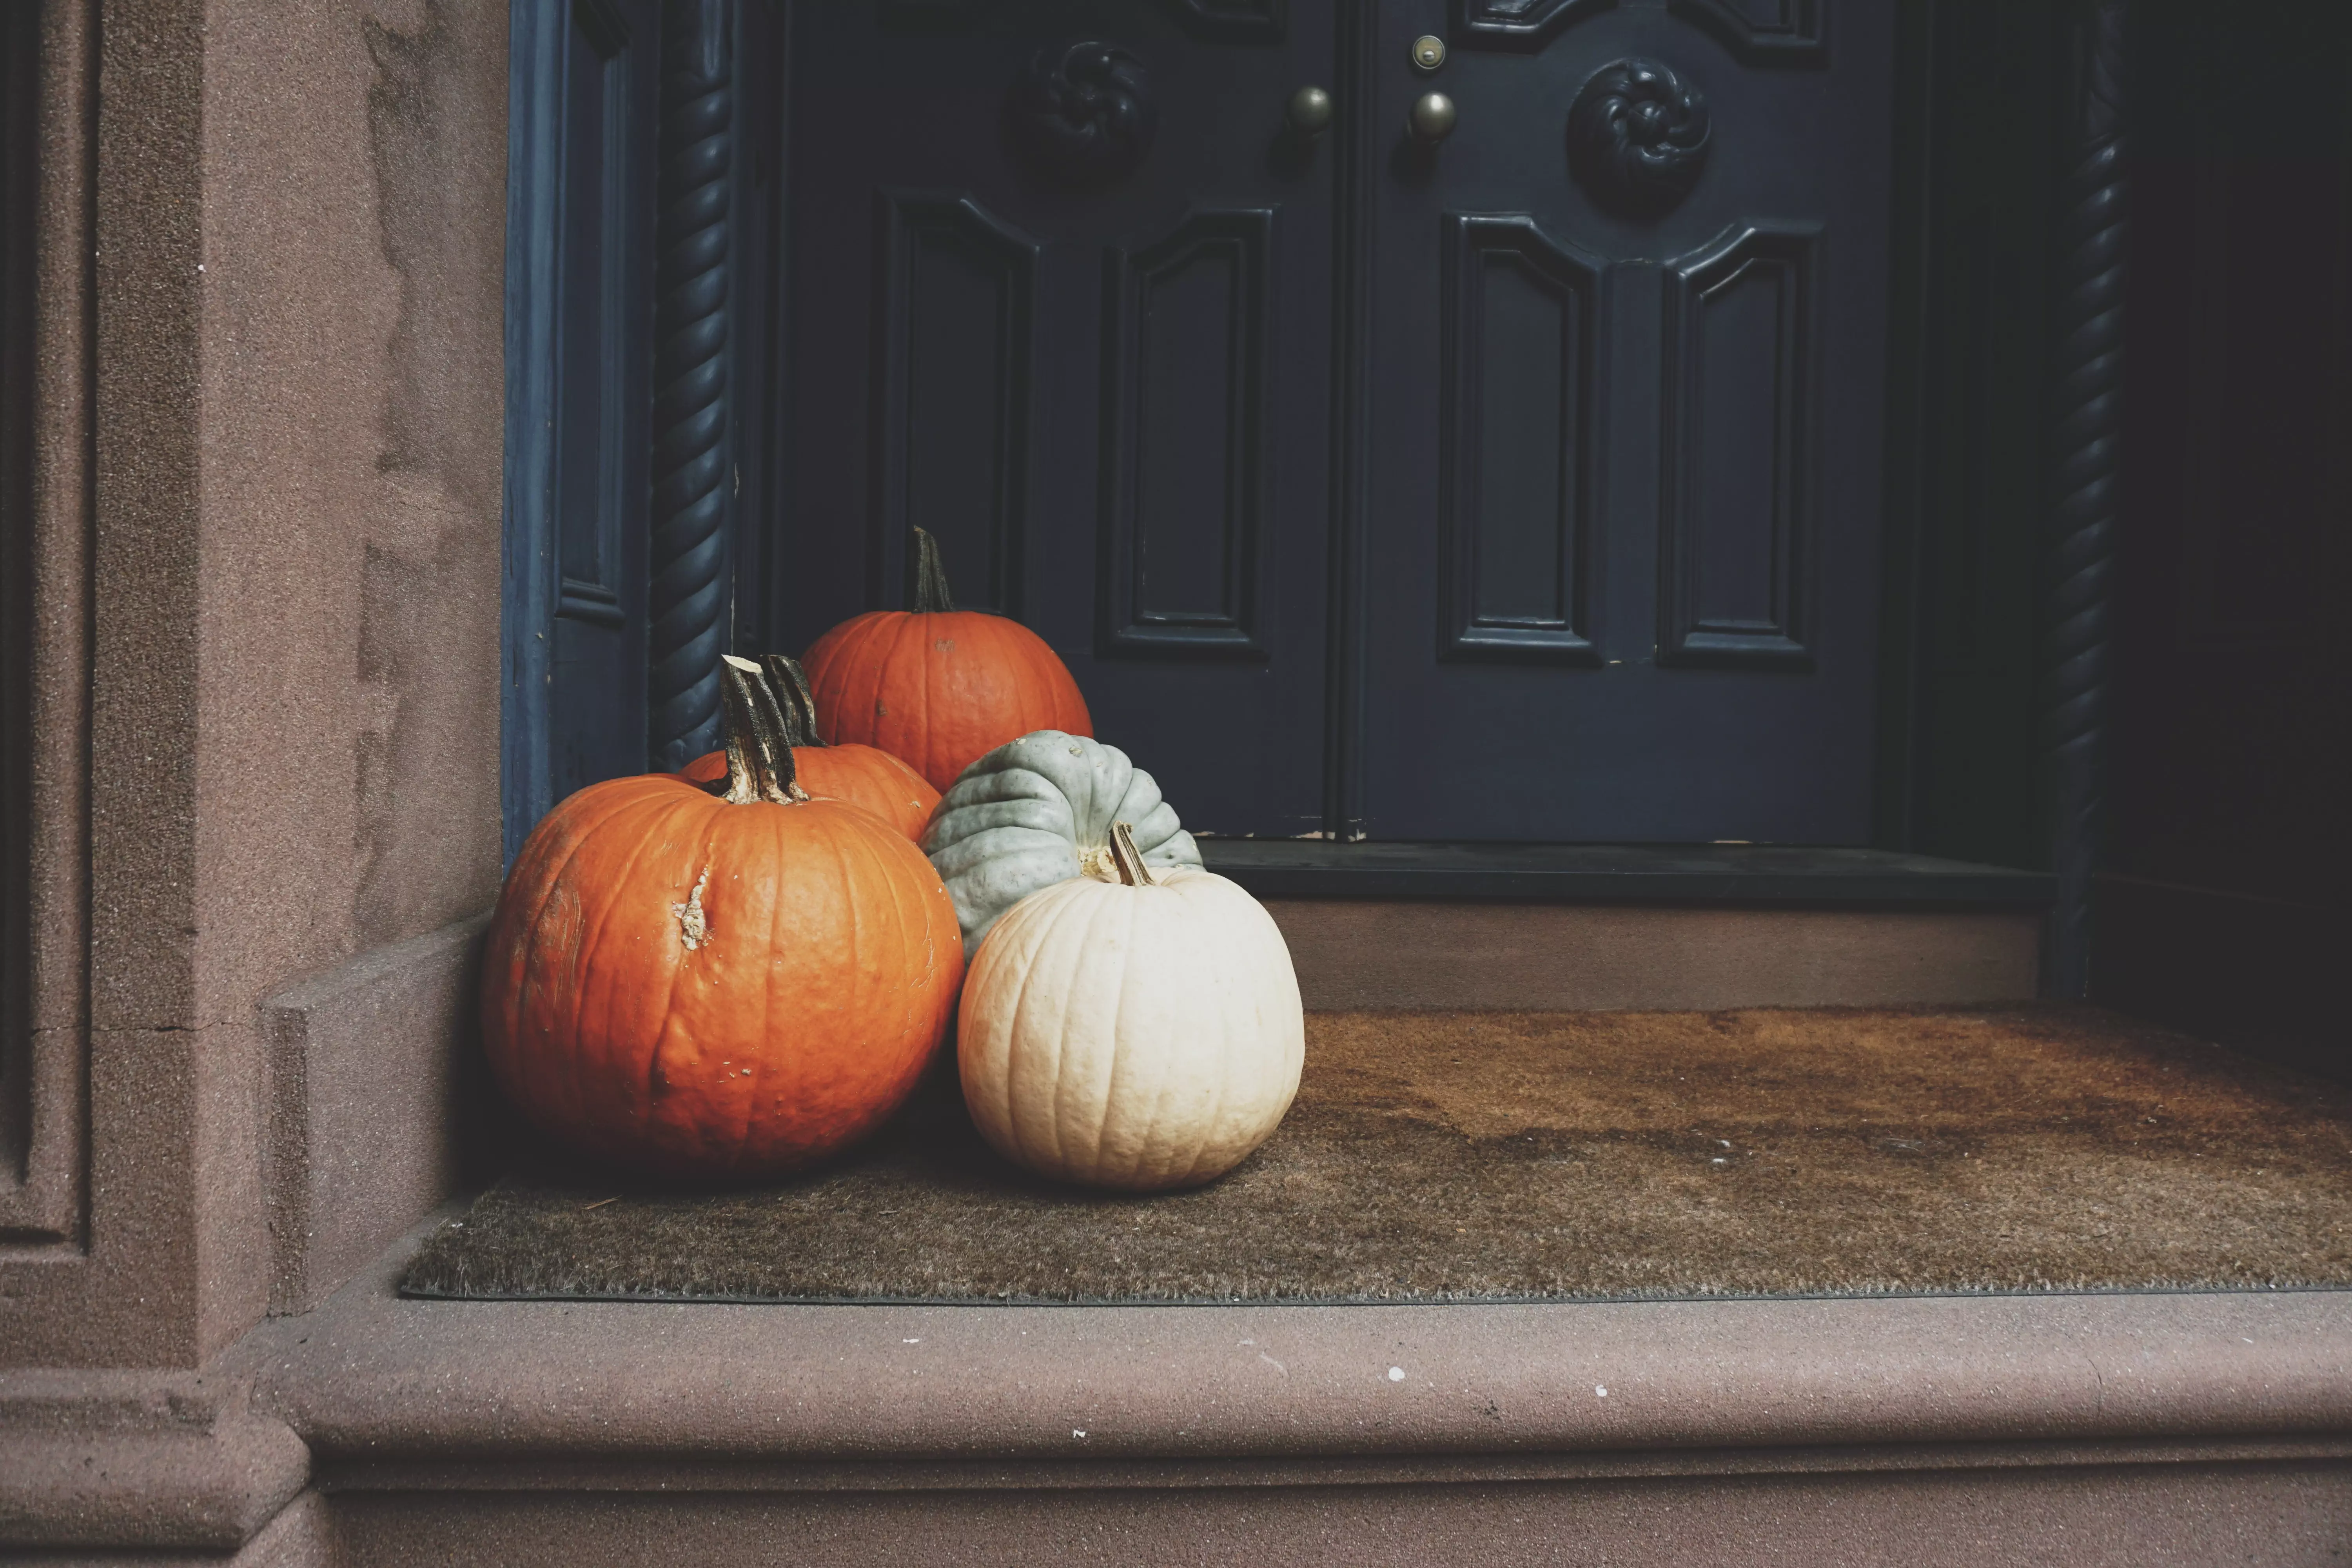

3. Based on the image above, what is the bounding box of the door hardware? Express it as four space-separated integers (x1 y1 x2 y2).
1406 91 1456 144
1287 84 1334 136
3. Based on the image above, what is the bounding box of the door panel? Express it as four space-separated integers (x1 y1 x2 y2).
776 3 1335 836
1438 214 1604 664
1098 208 1273 659
1357 1 1891 842
869 194 1038 615
1659 221 1820 667
546 0 658 808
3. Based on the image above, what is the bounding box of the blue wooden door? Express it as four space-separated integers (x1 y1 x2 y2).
503 0 660 859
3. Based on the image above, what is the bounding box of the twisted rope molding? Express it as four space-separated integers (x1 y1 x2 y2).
2040 0 2128 996
648 0 734 770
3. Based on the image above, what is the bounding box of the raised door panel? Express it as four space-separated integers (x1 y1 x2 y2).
1098 209 1270 659
546 0 656 807
1659 223 1820 666
1439 214 1605 664
871 195 1037 615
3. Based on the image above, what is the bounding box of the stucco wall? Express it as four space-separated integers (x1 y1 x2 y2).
0 0 506 1368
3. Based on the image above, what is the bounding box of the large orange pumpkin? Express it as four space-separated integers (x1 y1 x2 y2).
485 656 964 1180
801 527 1091 792
680 655 940 840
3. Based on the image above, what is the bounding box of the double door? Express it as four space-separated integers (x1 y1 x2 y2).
771 0 1894 843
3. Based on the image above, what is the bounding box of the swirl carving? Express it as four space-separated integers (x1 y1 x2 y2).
1005 40 1156 185
648 0 735 771
2040 0 2129 996
1566 58 1711 215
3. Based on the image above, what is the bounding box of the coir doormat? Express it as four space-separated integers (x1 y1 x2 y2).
402 1005 2352 1304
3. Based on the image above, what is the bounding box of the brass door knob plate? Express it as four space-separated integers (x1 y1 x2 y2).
1287 84 1334 136
1407 90 1457 144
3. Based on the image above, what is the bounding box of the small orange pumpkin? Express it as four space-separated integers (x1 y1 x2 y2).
681 655 940 840
485 656 964 1179
801 527 1091 792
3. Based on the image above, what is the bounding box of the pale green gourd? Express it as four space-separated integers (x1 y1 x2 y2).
921 730 1202 959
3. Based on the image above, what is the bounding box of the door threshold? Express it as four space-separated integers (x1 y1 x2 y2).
1194 840 2053 906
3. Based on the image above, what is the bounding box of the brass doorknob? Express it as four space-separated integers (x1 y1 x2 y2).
1406 91 1456 144
1287 84 1334 136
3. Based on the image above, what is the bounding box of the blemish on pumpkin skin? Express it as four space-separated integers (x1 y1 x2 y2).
935 638 955 652
673 867 712 951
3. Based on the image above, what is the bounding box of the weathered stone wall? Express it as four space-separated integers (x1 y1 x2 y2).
1 0 506 1368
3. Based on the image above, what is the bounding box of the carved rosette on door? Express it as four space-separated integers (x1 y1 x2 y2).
1566 58 1711 216
1003 40 1156 185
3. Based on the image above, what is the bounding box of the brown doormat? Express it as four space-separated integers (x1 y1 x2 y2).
402 1005 2352 1305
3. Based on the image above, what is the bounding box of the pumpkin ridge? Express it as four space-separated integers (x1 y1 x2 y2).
839 814 893 1079
1145 894 1209 1188
870 822 923 1053
506 786 632 1142
1097 883 1150 1186
730 804 793 1173
1036 880 1109 1176
829 809 866 1105
908 610 944 788
1019 633 1056 737
743 809 804 1170
572 790 708 1148
526 786 693 1140
1179 889 1247 1186
856 615 901 754
984 884 1054 1174
663 802 744 1169
567 791 695 1052
849 617 897 757
995 895 1056 1175
507 779 649 985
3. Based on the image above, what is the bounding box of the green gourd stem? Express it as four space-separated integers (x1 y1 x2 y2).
908 526 956 613
761 653 828 748
717 655 803 804
1107 821 1150 887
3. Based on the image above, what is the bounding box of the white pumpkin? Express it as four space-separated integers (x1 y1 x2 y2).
922 730 1202 960
958 822 1304 1191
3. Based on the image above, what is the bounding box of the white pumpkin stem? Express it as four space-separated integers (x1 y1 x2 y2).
1107 821 1151 887
761 653 829 748
908 526 956 613
717 655 805 805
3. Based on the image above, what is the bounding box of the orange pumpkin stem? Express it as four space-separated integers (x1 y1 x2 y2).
717 654 806 805
761 653 828 748
1107 820 1149 887
908 526 956 613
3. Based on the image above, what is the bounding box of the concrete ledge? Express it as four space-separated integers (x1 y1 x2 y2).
0 1370 308 1552
232 1218 2352 1465
261 914 489 1315
312 1461 2352 1567
1266 901 2043 1011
